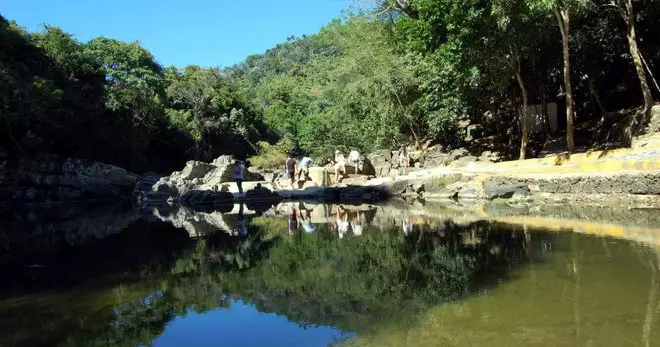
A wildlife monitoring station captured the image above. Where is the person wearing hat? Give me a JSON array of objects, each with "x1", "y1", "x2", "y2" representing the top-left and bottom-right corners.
[{"x1": 333, "y1": 150, "x2": 346, "y2": 185}]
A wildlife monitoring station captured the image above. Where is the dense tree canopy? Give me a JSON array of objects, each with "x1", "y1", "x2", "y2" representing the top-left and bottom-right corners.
[{"x1": 1, "y1": 0, "x2": 659, "y2": 171}]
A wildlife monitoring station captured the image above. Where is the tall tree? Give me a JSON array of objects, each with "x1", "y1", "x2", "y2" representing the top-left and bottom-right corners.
[
  {"x1": 607, "y1": 0, "x2": 654, "y2": 119},
  {"x1": 528, "y1": 0, "x2": 590, "y2": 153}
]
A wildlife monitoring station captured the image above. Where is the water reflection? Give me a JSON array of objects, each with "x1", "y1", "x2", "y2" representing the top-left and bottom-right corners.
[{"x1": 1, "y1": 201, "x2": 660, "y2": 346}]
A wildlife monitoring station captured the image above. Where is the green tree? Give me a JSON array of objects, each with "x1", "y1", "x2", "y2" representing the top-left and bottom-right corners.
[{"x1": 84, "y1": 37, "x2": 166, "y2": 166}]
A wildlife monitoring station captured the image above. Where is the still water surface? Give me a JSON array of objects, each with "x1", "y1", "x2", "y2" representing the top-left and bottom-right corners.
[{"x1": 1, "y1": 201, "x2": 659, "y2": 346}]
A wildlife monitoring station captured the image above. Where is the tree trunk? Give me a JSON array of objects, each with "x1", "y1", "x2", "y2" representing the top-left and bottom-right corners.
[
  {"x1": 555, "y1": 7, "x2": 576, "y2": 153},
  {"x1": 541, "y1": 85, "x2": 551, "y2": 138},
  {"x1": 516, "y1": 69, "x2": 529, "y2": 160},
  {"x1": 621, "y1": 0, "x2": 654, "y2": 117}
]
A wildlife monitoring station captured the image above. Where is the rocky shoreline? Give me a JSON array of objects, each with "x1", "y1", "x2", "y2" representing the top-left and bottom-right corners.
[{"x1": 3, "y1": 135, "x2": 659, "y2": 209}]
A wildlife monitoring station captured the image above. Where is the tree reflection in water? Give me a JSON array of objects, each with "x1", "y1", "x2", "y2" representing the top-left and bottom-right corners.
[{"x1": 88, "y1": 215, "x2": 532, "y2": 346}]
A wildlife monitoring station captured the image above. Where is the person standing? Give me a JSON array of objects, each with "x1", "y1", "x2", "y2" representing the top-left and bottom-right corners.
[
  {"x1": 298, "y1": 156, "x2": 314, "y2": 181},
  {"x1": 234, "y1": 160, "x2": 246, "y2": 197},
  {"x1": 285, "y1": 154, "x2": 297, "y2": 188},
  {"x1": 399, "y1": 147, "x2": 410, "y2": 176},
  {"x1": 333, "y1": 150, "x2": 346, "y2": 185},
  {"x1": 349, "y1": 149, "x2": 360, "y2": 175}
]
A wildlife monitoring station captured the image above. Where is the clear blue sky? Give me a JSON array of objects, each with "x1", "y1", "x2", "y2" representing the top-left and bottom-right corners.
[{"x1": 0, "y1": 0, "x2": 351, "y2": 68}]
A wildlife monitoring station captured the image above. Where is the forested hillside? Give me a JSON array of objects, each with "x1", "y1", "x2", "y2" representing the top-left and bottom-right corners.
[{"x1": 1, "y1": 0, "x2": 659, "y2": 172}]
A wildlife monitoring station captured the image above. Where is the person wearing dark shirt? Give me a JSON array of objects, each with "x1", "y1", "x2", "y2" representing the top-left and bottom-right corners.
[{"x1": 285, "y1": 154, "x2": 296, "y2": 188}]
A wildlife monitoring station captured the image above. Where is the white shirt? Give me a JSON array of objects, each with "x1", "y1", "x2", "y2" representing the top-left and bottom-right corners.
[
  {"x1": 349, "y1": 150, "x2": 360, "y2": 162},
  {"x1": 300, "y1": 157, "x2": 313, "y2": 168}
]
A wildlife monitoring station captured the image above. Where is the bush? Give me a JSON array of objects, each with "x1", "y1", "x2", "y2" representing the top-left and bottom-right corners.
[{"x1": 248, "y1": 138, "x2": 295, "y2": 169}]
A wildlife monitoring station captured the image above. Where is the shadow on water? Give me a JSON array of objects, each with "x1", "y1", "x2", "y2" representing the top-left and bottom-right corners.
[{"x1": 1, "y1": 200, "x2": 659, "y2": 346}]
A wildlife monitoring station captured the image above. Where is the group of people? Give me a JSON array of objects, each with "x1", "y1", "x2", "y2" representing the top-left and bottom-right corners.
[
  {"x1": 283, "y1": 148, "x2": 362, "y2": 187},
  {"x1": 236, "y1": 146, "x2": 412, "y2": 194}
]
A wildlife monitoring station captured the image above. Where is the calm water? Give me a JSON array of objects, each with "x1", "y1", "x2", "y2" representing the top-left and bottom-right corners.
[{"x1": 1, "y1": 201, "x2": 660, "y2": 346}]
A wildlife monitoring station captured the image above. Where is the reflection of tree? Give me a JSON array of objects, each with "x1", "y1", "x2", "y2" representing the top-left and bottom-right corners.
[{"x1": 79, "y1": 220, "x2": 529, "y2": 345}]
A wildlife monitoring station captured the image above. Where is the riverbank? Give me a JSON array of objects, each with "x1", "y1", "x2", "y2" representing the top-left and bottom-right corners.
[{"x1": 136, "y1": 133, "x2": 660, "y2": 210}]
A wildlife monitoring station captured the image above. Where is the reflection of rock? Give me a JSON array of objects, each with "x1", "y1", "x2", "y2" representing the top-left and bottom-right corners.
[
  {"x1": 152, "y1": 205, "x2": 257, "y2": 238},
  {"x1": 1, "y1": 202, "x2": 138, "y2": 253}
]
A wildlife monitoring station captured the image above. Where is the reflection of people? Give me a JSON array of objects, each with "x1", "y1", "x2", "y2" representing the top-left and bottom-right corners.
[
  {"x1": 285, "y1": 154, "x2": 297, "y2": 188},
  {"x1": 332, "y1": 205, "x2": 349, "y2": 238},
  {"x1": 288, "y1": 205, "x2": 299, "y2": 235},
  {"x1": 402, "y1": 216, "x2": 413, "y2": 235},
  {"x1": 349, "y1": 149, "x2": 360, "y2": 175},
  {"x1": 298, "y1": 156, "x2": 314, "y2": 181},
  {"x1": 350, "y1": 211, "x2": 364, "y2": 236},
  {"x1": 236, "y1": 203, "x2": 247, "y2": 236},
  {"x1": 234, "y1": 160, "x2": 246, "y2": 197},
  {"x1": 299, "y1": 208, "x2": 316, "y2": 233}
]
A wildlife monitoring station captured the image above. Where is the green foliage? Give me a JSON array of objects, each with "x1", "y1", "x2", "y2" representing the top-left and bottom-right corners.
[
  {"x1": 248, "y1": 137, "x2": 295, "y2": 169},
  {"x1": 3, "y1": 0, "x2": 660, "y2": 170}
]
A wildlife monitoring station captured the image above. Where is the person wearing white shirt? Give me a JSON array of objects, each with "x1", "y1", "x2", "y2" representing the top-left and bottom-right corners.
[
  {"x1": 333, "y1": 150, "x2": 346, "y2": 185},
  {"x1": 349, "y1": 149, "x2": 360, "y2": 174},
  {"x1": 298, "y1": 156, "x2": 314, "y2": 181}
]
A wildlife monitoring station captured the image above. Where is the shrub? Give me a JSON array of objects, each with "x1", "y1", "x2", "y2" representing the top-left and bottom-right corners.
[{"x1": 248, "y1": 138, "x2": 295, "y2": 169}]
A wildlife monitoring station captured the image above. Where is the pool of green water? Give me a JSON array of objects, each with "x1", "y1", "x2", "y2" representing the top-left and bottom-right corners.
[{"x1": 1, "y1": 201, "x2": 659, "y2": 346}]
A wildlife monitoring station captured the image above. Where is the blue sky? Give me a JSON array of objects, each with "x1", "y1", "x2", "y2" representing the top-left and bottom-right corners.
[{"x1": 0, "y1": 0, "x2": 351, "y2": 68}]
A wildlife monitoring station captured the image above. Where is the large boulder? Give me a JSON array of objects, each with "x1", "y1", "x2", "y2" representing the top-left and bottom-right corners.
[
  {"x1": 308, "y1": 167, "x2": 329, "y2": 186},
  {"x1": 483, "y1": 180, "x2": 531, "y2": 200},
  {"x1": 142, "y1": 155, "x2": 265, "y2": 204},
  {"x1": 0, "y1": 152, "x2": 138, "y2": 203},
  {"x1": 179, "y1": 161, "x2": 215, "y2": 180},
  {"x1": 365, "y1": 150, "x2": 393, "y2": 177},
  {"x1": 649, "y1": 105, "x2": 660, "y2": 132}
]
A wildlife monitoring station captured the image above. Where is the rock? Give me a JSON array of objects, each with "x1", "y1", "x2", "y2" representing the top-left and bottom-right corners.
[
  {"x1": 0, "y1": 152, "x2": 138, "y2": 203},
  {"x1": 423, "y1": 145, "x2": 449, "y2": 168},
  {"x1": 308, "y1": 167, "x2": 329, "y2": 186},
  {"x1": 180, "y1": 190, "x2": 234, "y2": 205},
  {"x1": 366, "y1": 150, "x2": 393, "y2": 177},
  {"x1": 451, "y1": 155, "x2": 478, "y2": 168},
  {"x1": 212, "y1": 155, "x2": 234, "y2": 167},
  {"x1": 412, "y1": 183, "x2": 425, "y2": 194},
  {"x1": 341, "y1": 175, "x2": 371, "y2": 186},
  {"x1": 446, "y1": 148, "x2": 469, "y2": 165},
  {"x1": 134, "y1": 172, "x2": 160, "y2": 196},
  {"x1": 245, "y1": 184, "x2": 280, "y2": 200},
  {"x1": 382, "y1": 179, "x2": 414, "y2": 196},
  {"x1": 180, "y1": 161, "x2": 215, "y2": 180},
  {"x1": 648, "y1": 105, "x2": 660, "y2": 132},
  {"x1": 483, "y1": 180, "x2": 532, "y2": 200}
]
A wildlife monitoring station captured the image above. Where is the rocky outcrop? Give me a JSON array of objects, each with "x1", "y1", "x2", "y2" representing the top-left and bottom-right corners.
[
  {"x1": 0, "y1": 151, "x2": 138, "y2": 204},
  {"x1": 365, "y1": 149, "x2": 394, "y2": 177},
  {"x1": 648, "y1": 105, "x2": 660, "y2": 133},
  {"x1": 145, "y1": 155, "x2": 264, "y2": 204}
]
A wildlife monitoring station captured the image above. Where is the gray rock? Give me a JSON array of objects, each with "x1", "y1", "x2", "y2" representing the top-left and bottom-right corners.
[
  {"x1": 483, "y1": 180, "x2": 532, "y2": 200},
  {"x1": 180, "y1": 161, "x2": 215, "y2": 180},
  {"x1": 648, "y1": 105, "x2": 660, "y2": 132},
  {"x1": 1, "y1": 153, "x2": 138, "y2": 203},
  {"x1": 365, "y1": 149, "x2": 393, "y2": 177},
  {"x1": 180, "y1": 190, "x2": 234, "y2": 205},
  {"x1": 412, "y1": 183, "x2": 425, "y2": 194}
]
